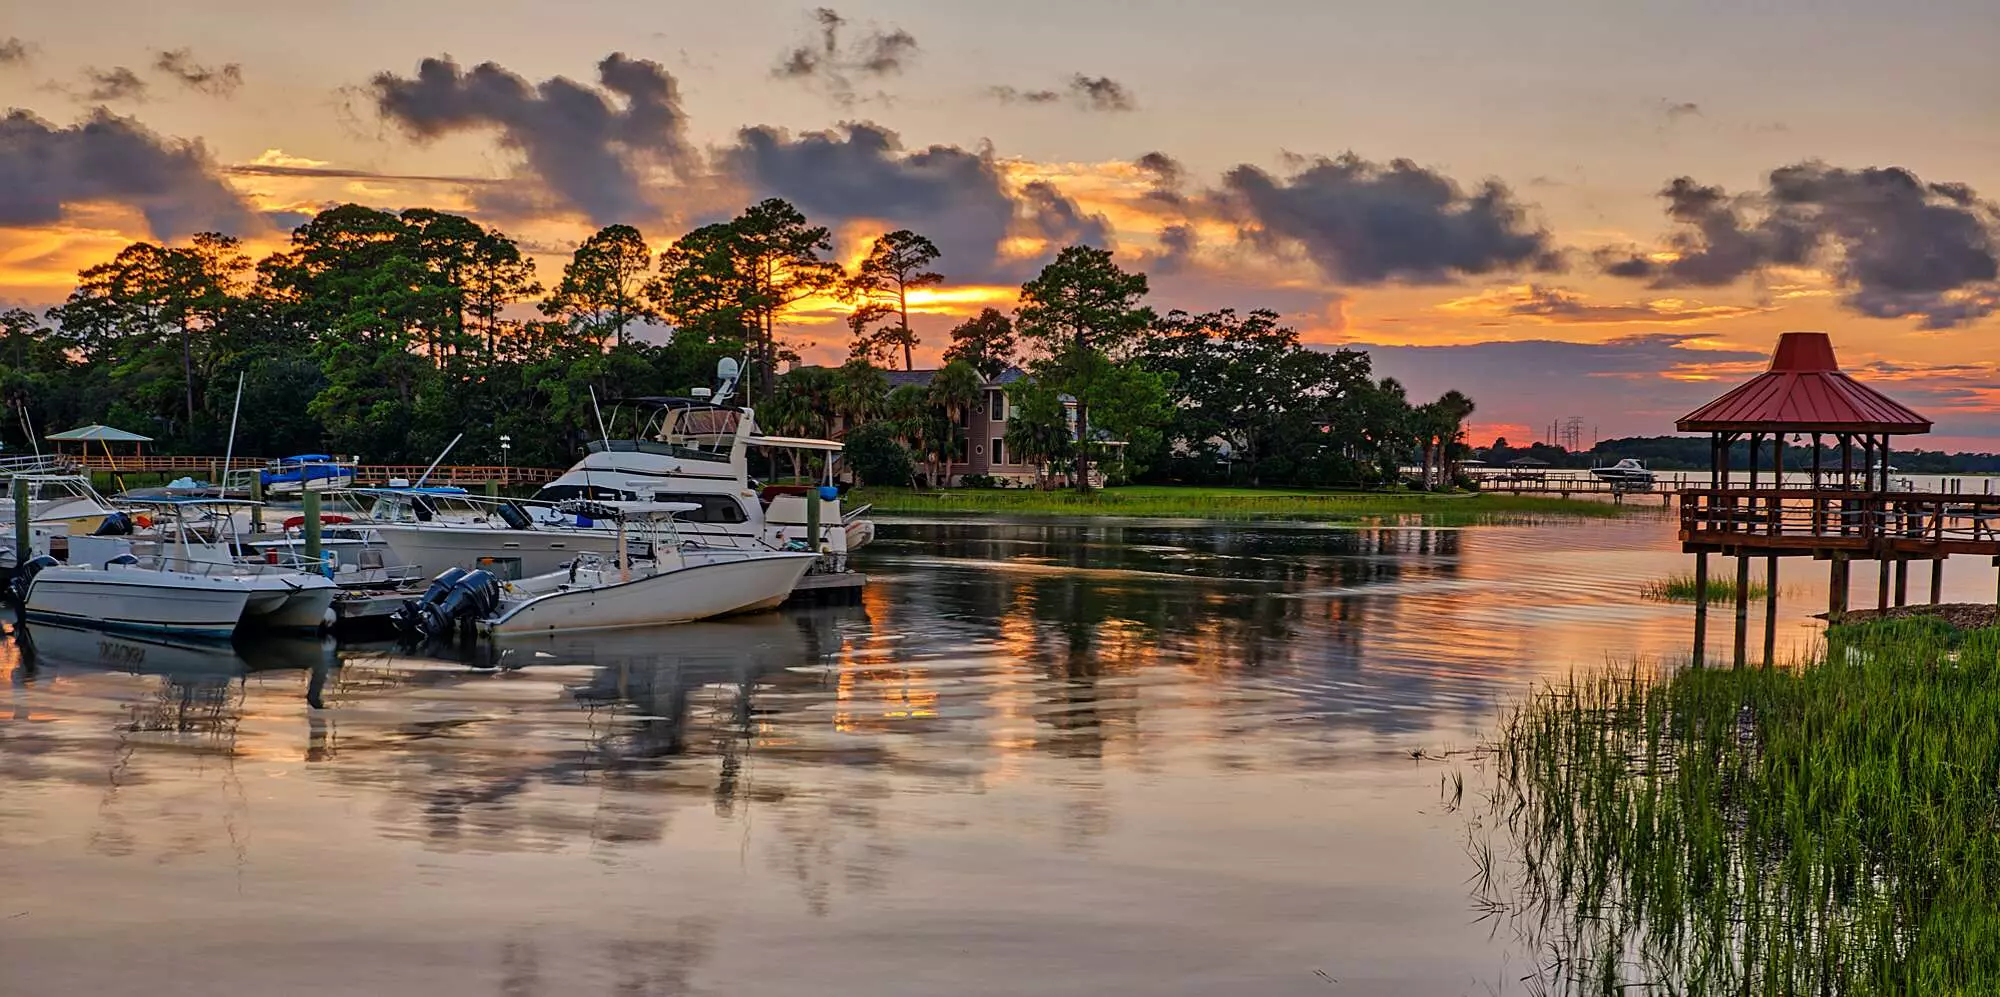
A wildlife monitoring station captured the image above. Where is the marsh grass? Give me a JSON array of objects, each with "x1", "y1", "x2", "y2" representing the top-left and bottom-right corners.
[
  {"x1": 1475, "y1": 618, "x2": 2000, "y2": 994},
  {"x1": 1639, "y1": 572, "x2": 1770, "y2": 603},
  {"x1": 853, "y1": 485, "x2": 1624, "y2": 525}
]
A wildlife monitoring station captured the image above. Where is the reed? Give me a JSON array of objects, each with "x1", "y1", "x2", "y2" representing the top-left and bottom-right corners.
[
  {"x1": 852, "y1": 485, "x2": 1625, "y2": 525},
  {"x1": 1639, "y1": 572, "x2": 1769, "y2": 603},
  {"x1": 1474, "y1": 618, "x2": 2000, "y2": 995}
]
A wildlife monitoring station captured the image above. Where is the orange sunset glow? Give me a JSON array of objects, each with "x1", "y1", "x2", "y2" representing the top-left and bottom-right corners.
[{"x1": 1, "y1": 2, "x2": 1994, "y2": 447}]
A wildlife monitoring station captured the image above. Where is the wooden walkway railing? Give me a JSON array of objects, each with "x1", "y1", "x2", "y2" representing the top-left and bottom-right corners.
[
  {"x1": 1679, "y1": 487, "x2": 2000, "y2": 557},
  {"x1": 66, "y1": 455, "x2": 563, "y2": 487}
]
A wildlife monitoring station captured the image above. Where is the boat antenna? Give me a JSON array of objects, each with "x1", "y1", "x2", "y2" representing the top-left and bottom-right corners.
[
  {"x1": 415, "y1": 433, "x2": 464, "y2": 487},
  {"x1": 589, "y1": 385, "x2": 612, "y2": 450},
  {"x1": 18, "y1": 403, "x2": 40, "y2": 460},
  {"x1": 219, "y1": 370, "x2": 246, "y2": 497}
]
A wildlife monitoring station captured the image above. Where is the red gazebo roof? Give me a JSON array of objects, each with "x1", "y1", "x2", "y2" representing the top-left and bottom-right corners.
[{"x1": 1676, "y1": 332, "x2": 1931, "y2": 434}]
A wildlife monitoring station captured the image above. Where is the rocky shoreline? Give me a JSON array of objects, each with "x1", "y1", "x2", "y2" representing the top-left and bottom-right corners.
[{"x1": 1818, "y1": 603, "x2": 1999, "y2": 629}]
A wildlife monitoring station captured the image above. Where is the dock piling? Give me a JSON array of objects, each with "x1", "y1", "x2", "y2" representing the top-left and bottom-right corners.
[
  {"x1": 1894, "y1": 558, "x2": 1909, "y2": 608},
  {"x1": 1733, "y1": 555, "x2": 1750, "y2": 669},
  {"x1": 1827, "y1": 554, "x2": 1849, "y2": 621},
  {"x1": 1931, "y1": 558, "x2": 1944, "y2": 605},
  {"x1": 1692, "y1": 551, "x2": 1709, "y2": 666},
  {"x1": 302, "y1": 489, "x2": 323, "y2": 571},
  {"x1": 250, "y1": 476, "x2": 264, "y2": 534},
  {"x1": 1878, "y1": 558, "x2": 1891, "y2": 612},
  {"x1": 12, "y1": 476, "x2": 28, "y2": 560},
  {"x1": 1763, "y1": 556, "x2": 1778, "y2": 667}
]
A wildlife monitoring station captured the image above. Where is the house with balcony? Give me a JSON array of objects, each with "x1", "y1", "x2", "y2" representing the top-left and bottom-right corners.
[{"x1": 879, "y1": 366, "x2": 1042, "y2": 484}]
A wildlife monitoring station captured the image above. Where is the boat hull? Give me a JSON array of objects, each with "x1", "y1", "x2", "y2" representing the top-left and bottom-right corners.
[
  {"x1": 240, "y1": 574, "x2": 338, "y2": 630},
  {"x1": 23, "y1": 567, "x2": 252, "y2": 639},
  {"x1": 371, "y1": 523, "x2": 620, "y2": 578},
  {"x1": 483, "y1": 552, "x2": 817, "y2": 636}
]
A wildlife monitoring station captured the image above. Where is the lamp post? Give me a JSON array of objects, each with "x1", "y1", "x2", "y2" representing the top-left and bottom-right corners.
[{"x1": 499, "y1": 435, "x2": 512, "y2": 484}]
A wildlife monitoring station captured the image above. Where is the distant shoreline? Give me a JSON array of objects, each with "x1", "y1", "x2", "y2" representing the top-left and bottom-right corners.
[{"x1": 850, "y1": 485, "x2": 1627, "y2": 525}]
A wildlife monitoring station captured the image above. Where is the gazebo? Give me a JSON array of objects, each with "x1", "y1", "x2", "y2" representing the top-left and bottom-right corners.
[
  {"x1": 1676, "y1": 331, "x2": 1931, "y2": 493},
  {"x1": 45, "y1": 424, "x2": 153, "y2": 470},
  {"x1": 1675, "y1": 332, "x2": 1998, "y2": 667}
]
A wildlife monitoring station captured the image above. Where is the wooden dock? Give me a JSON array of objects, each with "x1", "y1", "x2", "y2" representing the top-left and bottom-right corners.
[{"x1": 1474, "y1": 473, "x2": 1689, "y2": 504}]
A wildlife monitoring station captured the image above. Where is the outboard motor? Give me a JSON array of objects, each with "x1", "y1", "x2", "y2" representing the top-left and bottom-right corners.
[
  {"x1": 9, "y1": 554, "x2": 59, "y2": 607},
  {"x1": 91, "y1": 511, "x2": 134, "y2": 536},
  {"x1": 414, "y1": 569, "x2": 500, "y2": 639},
  {"x1": 391, "y1": 567, "x2": 467, "y2": 635}
]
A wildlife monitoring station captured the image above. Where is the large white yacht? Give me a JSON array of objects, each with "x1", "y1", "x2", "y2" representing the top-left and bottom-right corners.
[{"x1": 364, "y1": 369, "x2": 873, "y2": 579}]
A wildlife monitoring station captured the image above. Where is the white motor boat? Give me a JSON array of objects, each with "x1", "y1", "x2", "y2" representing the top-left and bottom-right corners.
[
  {"x1": 15, "y1": 554, "x2": 252, "y2": 639},
  {"x1": 1588, "y1": 458, "x2": 1657, "y2": 484},
  {"x1": 127, "y1": 498, "x2": 340, "y2": 631},
  {"x1": 0, "y1": 469, "x2": 130, "y2": 569},
  {"x1": 476, "y1": 502, "x2": 818, "y2": 636},
  {"x1": 362, "y1": 362, "x2": 871, "y2": 579}
]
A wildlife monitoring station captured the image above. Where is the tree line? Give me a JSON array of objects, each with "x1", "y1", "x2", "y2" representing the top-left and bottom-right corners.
[{"x1": 0, "y1": 198, "x2": 1479, "y2": 490}]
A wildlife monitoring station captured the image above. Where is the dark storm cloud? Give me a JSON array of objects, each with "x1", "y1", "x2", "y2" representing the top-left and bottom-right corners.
[
  {"x1": 1152, "y1": 223, "x2": 1198, "y2": 274},
  {"x1": 371, "y1": 52, "x2": 692, "y2": 225},
  {"x1": 0, "y1": 37, "x2": 31, "y2": 65},
  {"x1": 82, "y1": 66, "x2": 148, "y2": 102},
  {"x1": 154, "y1": 48, "x2": 243, "y2": 97},
  {"x1": 0, "y1": 108, "x2": 259, "y2": 237},
  {"x1": 774, "y1": 7, "x2": 918, "y2": 105},
  {"x1": 721, "y1": 122, "x2": 1019, "y2": 278},
  {"x1": 1222, "y1": 153, "x2": 1557, "y2": 285},
  {"x1": 1602, "y1": 162, "x2": 2000, "y2": 329},
  {"x1": 1019, "y1": 180, "x2": 1111, "y2": 249},
  {"x1": 990, "y1": 74, "x2": 1136, "y2": 112},
  {"x1": 1136, "y1": 152, "x2": 1184, "y2": 186},
  {"x1": 1068, "y1": 75, "x2": 1134, "y2": 112}
]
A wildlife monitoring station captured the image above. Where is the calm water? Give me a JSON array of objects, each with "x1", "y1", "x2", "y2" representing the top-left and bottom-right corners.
[{"x1": 4, "y1": 510, "x2": 1995, "y2": 995}]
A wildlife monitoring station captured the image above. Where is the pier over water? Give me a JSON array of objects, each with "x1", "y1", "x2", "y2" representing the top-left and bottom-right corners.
[{"x1": 1675, "y1": 332, "x2": 2000, "y2": 667}]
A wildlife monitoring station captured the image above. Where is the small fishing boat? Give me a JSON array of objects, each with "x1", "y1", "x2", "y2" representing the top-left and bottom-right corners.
[{"x1": 475, "y1": 502, "x2": 818, "y2": 636}]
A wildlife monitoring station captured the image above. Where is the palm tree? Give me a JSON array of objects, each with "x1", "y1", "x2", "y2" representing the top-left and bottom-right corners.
[
  {"x1": 1433, "y1": 389, "x2": 1476, "y2": 488},
  {"x1": 831, "y1": 358, "x2": 888, "y2": 434},
  {"x1": 926, "y1": 360, "x2": 982, "y2": 482}
]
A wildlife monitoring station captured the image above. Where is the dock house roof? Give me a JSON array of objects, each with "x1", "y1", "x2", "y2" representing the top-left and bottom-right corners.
[{"x1": 1675, "y1": 332, "x2": 1930, "y2": 435}]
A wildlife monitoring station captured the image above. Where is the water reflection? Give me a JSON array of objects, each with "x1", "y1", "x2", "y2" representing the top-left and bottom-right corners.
[{"x1": 2, "y1": 513, "x2": 1815, "y2": 994}]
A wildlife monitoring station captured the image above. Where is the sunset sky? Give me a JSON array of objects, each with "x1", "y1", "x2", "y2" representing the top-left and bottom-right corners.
[{"x1": 4, "y1": 0, "x2": 1997, "y2": 448}]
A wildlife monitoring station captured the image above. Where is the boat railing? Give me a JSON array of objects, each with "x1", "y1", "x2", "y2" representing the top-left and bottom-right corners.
[
  {"x1": 0, "y1": 454, "x2": 81, "y2": 477},
  {"x1": 584, "y1": 439, "x2": 731, "y2": 464}
]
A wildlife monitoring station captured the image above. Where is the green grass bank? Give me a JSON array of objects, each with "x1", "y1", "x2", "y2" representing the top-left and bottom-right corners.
[
  {"x1": 1477, "y1": 616, "x2": 2000, "y2": 994},
  {"x1": 849, "y1": 484, "x2": 1625, "y2": 524}
]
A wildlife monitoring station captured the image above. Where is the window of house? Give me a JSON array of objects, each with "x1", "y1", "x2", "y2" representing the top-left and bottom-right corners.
[
  {"x1": 989, "y1": 390, "x2": 1007, "y2": 422},
  {"x1": 991, "y1": 437, "x2": 1006, "y2": 466}
]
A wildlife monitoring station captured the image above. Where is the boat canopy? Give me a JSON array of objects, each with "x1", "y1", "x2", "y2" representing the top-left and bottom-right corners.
[
  {"x1": 276, "y1": 454, "x2": 338, "y2": 463},
  {"x1": 747, "y1": 434, "x2": 844, "y2": 452},
  {"x1": 351, "y1": 486, "x2": 471, "y2": 496}
]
